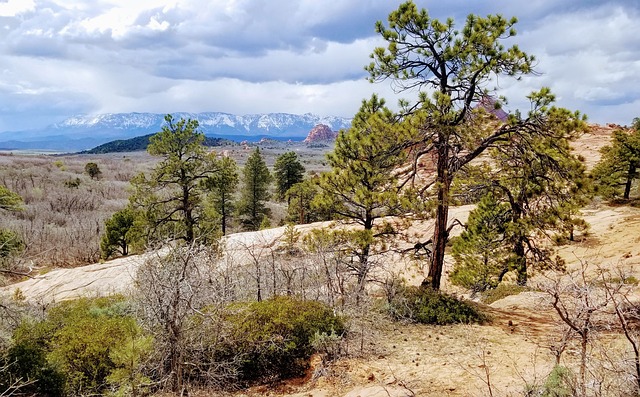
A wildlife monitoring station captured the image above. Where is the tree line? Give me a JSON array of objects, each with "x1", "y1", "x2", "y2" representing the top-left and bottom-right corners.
[{"x1": 100, "y1": 114, "x2": 312, "y2": 259}]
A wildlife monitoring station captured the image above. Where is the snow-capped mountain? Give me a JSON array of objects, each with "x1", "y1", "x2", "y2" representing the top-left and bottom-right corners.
[{"x1": 0, "y1": 112, "x2": 353, "y2": 152}]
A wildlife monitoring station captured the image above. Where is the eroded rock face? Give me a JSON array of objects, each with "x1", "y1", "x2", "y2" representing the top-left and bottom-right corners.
[{"x1": 304, "y1": 124, "x2": 338, "y2": 143}]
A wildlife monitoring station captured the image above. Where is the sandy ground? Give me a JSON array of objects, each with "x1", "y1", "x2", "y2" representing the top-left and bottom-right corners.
[{"x1": 231, "y1": 203, "x2": 640, "y2": 397}]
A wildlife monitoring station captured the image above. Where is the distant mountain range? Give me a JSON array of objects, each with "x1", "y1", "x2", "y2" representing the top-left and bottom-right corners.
[{"x1": 0, "y1": 112, "x2": 353, "y2": 152}]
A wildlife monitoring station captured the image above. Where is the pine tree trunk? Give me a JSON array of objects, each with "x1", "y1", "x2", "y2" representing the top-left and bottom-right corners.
[
  {"x1": 515, "y1": 238, "x2": 527, "y2": 286},
  {"x1": 356, "y1": 215, "x2": 374, "y2": 301},
  {"x1": 221, "y1": 196, "x2": 227, "y2": 236},
  {"x1": 428, "y1": 143, "x2": 450, "y2": 290},
  {"x1": 624, "y1": 162, "x2": 637, "y2": 199},
  {"x1": 298, "y1": 195, "x2": 305, "y2": 225}
]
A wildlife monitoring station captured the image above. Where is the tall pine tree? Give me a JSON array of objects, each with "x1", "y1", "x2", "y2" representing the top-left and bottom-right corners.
[
  {"x1": 315, "y1": 95, "x2": 413, "y2": 295},
  {"x1": 274, "y1": 151, "x2": 305, "y2": 203},
  {"x1": 592, "y1": 121, "x2": 640, "y2": 200},
  {"x1": 238, "y1": 148, "x2": 272, "y2": 230},
  {"x1": 205, "y1": 156, "x2": 239, "y2": 235},
  {"x1": 367, "y1": 2, "x2": 585, "y2": 289},
  {"x1": 129, "y1": 114, "x2": 219, "y2": 243}
]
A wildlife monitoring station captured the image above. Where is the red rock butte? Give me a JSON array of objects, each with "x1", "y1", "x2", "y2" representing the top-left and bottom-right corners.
[{"x1": 304, "y1": 123, "x2": 338, "y2": 143}]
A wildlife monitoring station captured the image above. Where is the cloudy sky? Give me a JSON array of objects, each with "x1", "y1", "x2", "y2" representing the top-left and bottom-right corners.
[{"x1": 0, "y1": 0, "x2": 638, "y2": 131}]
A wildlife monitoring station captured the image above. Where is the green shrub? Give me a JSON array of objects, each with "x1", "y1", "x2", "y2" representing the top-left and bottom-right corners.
[
  {"x1": 222, "y1": 296, "x2": 345, "y2": 383},
  {"x1": 525, "y1": 365, "x2": 574, "y2": 397},
  {"x1": 2, "y1": 337, "x2": 65, "y2": 397},
  {"x1": 0, "y1": 229, "x2": 23, "y2": 260},
  {"x1": 310, "y1": 328, "x2": 343, "y2": 361},
  {"x1": 388, "y1": 286, "x2": 486, "y2": 325},
  {"x1": 6, "y1": 296, "x2": 147, "y2": 396},
  {"x1": 63, "y1": 177, "x2": 81, "y2": 189},
  {"x1": 481, "y1": 283, "x2": 528, "y2": 304},
  {"x1": 84, "y1": 162, "x2": 102, "y2": 180},
  {"x1": 543, "y1": 365, "x2": 574, "y2": 396}
]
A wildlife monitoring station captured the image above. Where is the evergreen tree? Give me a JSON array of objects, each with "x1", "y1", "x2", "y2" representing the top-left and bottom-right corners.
[
  {"x1": 84, "y1": 162, "x2": 102, "y2": 180},
  {"x1": 0, "y1": 229, "x2": 23, "y2": 263},
  {"x1": 129, "y1": 115, "x2": 219, "y2": 243},
  {"x1": 273, "y1": 151, "x2": 305, "y2": 203},
  {"x1": 450, "y1": 193, "x2": 511, "y2": 293},
  {"x1": 0, "y1": 185, "x2": 23, "y2": 273},
  {"x1": 315, "y1": 95, "x2": 412, "y2": 295},
  {"x1": 100, "y1": 207, "x2": 136, "y2": 259},
  {"x1": 205, "y1": 156, "x2": 239, "y2": 235},
  {"x1": 592, "y1": 122, "x2": 640, "y2": 200},
  {"x1": 238, "y1": 148, "x2": 272, "y2": 230},
  {"x1": 285, "y1": 178, "x2": 324, "y2": 224},
  {"x1": 367, "y1": 2, "x2": 585, "y2": 289},
  {"x1": 457, "y1": 95, "x2": 589, "y2": 285}
]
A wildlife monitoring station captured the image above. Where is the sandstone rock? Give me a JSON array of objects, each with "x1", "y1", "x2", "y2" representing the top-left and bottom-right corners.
[{"x1": 304, "y1": 124, "x2": 338, "y2": 143}]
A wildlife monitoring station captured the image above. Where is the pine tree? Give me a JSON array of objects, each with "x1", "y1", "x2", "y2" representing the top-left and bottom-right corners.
[
  {"x1": 205, "y1": 156, "x2": 239, "y2": 235},
  {"x1": 129, "y1": 115, "x2": 219, "y2": 243},
  {"x1": 84, "y1": 162, "x2": 102, "y2": 180},
  {"x1": 100, "y1": 207, "x2": 136, "y2": 259},
  {"x1": 457, "y1": 96, "x2": 589, "y2": 285},
  {"x1": 238, "y1": 148, "x2": 272, "y2": 230},
  {"x1": 450, "y1": 193, "x2": 511, "y2": 292},
  {"x1": 315, "y1": 95, "x2": 412, "y2": 295},
  {"x1": 0, "y1": 185, "x2": 23, "y2": 273},
  {"x1": 0, "y1": 185, "x2": 22, "y2": 212},
  {"x1": 273, "y1": 151, "x2": 305, "y2": 203},
  {"x1": 592, "y1": 122, "x2": 640, "y2": 200},
  {"x1": 366, "y1": 2, "x2": 585, "y2": 289},
  {"x1": 285, "y1": 178, "x2": 323, "y2": 225}
]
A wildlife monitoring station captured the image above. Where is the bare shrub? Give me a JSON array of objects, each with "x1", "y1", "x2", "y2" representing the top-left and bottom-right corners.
[
  {"x1": 134, "y1": 243, "x2": 237, "y2": 394},
  {"x1": 0, "y1": 153, "x2": 154, "y2": 267},
  {"x1": 540, "y1": 261, "x2": 640, "y2": 396}
]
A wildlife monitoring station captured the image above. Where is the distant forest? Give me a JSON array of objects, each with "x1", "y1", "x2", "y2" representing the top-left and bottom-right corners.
[{"x1": 81, "y1": 134, "x2": 234, "y2": 154}]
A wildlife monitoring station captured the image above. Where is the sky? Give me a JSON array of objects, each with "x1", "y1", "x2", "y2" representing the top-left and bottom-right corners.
[{"x1": 0, "y1": 0, "x2": 639, "y2": 131}]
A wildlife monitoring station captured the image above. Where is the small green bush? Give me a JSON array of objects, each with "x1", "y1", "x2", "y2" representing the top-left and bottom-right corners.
[
  {"x1": 525, "y1": 365, "x2": 574, "y2": 397},
  {"x1": 481, "y1": 283, "x2": 528, "y2": 304},
  {"x1": 388, "y1": 286, "x2": 486, "y2": 325},
  {"x1": 6, "y1": 296, "x2": 146, "y2": 396},
  {"x1": 222, "y1": 296, "x2": 345, "y2": 383},
  {"x1": 2, "y1": 338, "x2": 65, "y2": 397},
  {"x1": 63, "y1": 177, "x2": 81, "y2": 189}
]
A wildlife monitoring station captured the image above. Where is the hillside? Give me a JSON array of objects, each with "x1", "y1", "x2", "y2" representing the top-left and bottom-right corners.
[
  {"x1": 3, "y1": 202, "x2": 640, "y2": 396},
  {"x1": 80, "y1": 134, "x2": 234, "y2": 154}
]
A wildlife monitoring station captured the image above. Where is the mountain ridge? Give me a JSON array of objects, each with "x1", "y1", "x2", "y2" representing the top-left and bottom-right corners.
[{"x1": 0, "y1": 112, "x2": 352, "y2": 151}]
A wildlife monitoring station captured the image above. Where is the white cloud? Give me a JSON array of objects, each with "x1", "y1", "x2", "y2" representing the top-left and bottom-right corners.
[
  {"x1": 0, "y1": 0, "x2": 639, "y2": 130},
  {"x1": 0, "y1": 0, "x2": 35, "y2": 17}
]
